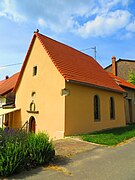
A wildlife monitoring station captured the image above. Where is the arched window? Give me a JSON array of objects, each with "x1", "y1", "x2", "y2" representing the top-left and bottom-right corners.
[
  {"x1": 30, "y1": 102, "x2": 36, "y2": 112},
  {"x1": 110, "y1": 97, "x2": 115, "y2": 120},
  {"x1": 94, "y1": 95, "x2": 100, "y2": 121}
]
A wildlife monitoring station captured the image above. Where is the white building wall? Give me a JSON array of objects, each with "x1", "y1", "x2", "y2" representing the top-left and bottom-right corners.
[{"x1": 0, "y1": 97, "x2": 6, "y2": 128}]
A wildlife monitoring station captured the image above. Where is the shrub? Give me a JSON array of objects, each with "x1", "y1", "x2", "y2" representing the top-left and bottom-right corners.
[
  {"x1": 0, "y1": 128, "x2": 55, "y2": 177},
  {"x1": 128, "y1": 71, "x2": 135, "y2": 85},
  {"x1": 0, "y1": 141, "x2": 27, "y2": 176},
  {"x1": 27, "y1": 132, "x2": 55, "y2": 165},
  {"x1": 0, "y1": 128, "x2": 28, "y2": 176}
]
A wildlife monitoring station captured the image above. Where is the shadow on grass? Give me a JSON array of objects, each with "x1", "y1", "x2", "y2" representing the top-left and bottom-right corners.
[{"x1": 88, "y1": 125, "x2": 135, "y2": 136}]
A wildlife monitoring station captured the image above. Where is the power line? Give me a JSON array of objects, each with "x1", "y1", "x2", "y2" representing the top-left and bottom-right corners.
[
  {"x1": 96, "y1": 53, "x2": 105, "y2": 67},
  {"x1": 0, "y1": 63, "x2": 22, "y2": 68},
  {"x1": 0, "y1": 47, "x2": 108, "y2": 69},
  {"x1": 80, "y1": 47, "x2": 93, "y2": 51}
]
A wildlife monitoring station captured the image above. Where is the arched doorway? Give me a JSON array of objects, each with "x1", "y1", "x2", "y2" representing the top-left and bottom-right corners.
[{"x1": 29, "y1": 116, "x2": 36, "y2": 133}]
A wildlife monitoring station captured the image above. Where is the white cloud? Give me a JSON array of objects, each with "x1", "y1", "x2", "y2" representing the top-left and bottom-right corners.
[
  {"x1": 120, "y1": 32, "x2": 133, "y2": 39},
  {"x1": 126, "y1": 20, "x2": 135, "y2": 32},
  {"x1": 0, "y1": 67, "x2": 6, "y2": 70},
  {"x1": 0, "y1": 0, "x2": 26, "y2": 22},
  {"x1": 38, "y1": 18, "x2": 46, "y2": 27},
  {"x1": 0, "y1": 0, "x2": 134, "y2": 37},
  {"x1": 77, "y1": 10, "x2": 131, "y2": 37},
  {"x1": 99, "y1": 0, "x2": 130, "y2": 10}
]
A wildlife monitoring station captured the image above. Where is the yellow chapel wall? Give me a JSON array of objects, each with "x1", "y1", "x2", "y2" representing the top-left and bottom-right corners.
[
  {"x1": 15, "y1": 37, "x2": 65, "y2": 139},
  {"x1": 65, "y1": 82, "x2": 126, "y2": 135}
]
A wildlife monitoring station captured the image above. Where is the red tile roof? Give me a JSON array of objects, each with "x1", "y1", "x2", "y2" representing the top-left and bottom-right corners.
[
  {"x1": 107, "y1": 72, "x2": 135, "y2": 90},
  {"x1": 0, "y1": 72, "x2": 19, "y2": 95},
  {"x1": 14, "y1": 32, "x2": 125, "y2": 93},
  {"x1": 0, "y1": 79, "x2": 6, "y2": 86}
]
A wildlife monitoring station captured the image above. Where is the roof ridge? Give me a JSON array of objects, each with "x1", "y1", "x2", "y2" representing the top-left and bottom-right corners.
[
  {"x1": 35, "y1": 32, "x2": 92, "y2": 58},
  {"x1": 35, "y1": 32, "x2": 68, "y2": 79},
  {"x1": 35, "y1": 32, "x2": 125, "y2": 93},
  {"x1": 105, "y1": 58, "x2": 135, "y2": 69},
  {"x1": 14, "y1": 32, "x2": 125, "y2": 93}
]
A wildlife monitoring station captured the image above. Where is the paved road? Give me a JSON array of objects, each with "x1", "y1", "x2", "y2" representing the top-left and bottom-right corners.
[{"x1": 9, "y1": 139, "x2": 135, "y2": 180}]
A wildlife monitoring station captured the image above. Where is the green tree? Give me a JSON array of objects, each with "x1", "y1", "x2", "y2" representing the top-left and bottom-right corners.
[{"x1": 128, "y1": 71, "x2": 135, "y2": 85}]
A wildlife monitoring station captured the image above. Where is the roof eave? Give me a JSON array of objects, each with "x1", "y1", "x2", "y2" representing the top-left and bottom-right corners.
[
  {"x1": 0, "y1": 89, "x2": 13, "y2": 96},
  {"x1": 120, "y1": 85, "x2": 135, "y2": 90},
  {"x1": 66, "y1": 80, "x2": 125, "y2": 94},
  {"x1": 105, "y1": 59, "x2": 135, "y2": 69}
]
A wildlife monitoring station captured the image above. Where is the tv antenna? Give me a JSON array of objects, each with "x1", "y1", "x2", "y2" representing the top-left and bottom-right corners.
[{"x1": 81, "y1": 46, "x2": 97, "y2": 60}]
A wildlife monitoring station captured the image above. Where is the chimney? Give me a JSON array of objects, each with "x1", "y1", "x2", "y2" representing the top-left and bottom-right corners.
[
  {"x1": 5, "y1": 75, "x2": 9, "y2": 79},
  {"x1": 112, "y1": 56, "x2": 117, "y2": 76}
]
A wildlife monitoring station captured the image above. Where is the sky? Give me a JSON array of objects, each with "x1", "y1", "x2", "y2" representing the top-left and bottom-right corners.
[{"x1": 0, "y1": 0, "x2": 135, "y2": 80}]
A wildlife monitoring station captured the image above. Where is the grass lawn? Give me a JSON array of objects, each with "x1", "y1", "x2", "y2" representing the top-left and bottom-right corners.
[{"x1": 79, "y1": 125, "x2": 135, "y2": 146}]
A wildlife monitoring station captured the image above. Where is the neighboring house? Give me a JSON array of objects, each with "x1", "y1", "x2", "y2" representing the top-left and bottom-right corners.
[
  {"x1": 0, "y1": 72, "x2": 19, "y2": 128},
  {"x1": 107, "y1": 72, "x2": 135, "y2": 124},
  {"x1": 0, "y1": 79, "x2": 6, "y2": 128},
  {"x1": 2, "y1": 31, "x2": 126, "y2": 139},
  {"x1": 105, "y1": 57, "x2": 135, "y2": 81},
  {"x1": 0, "y1": 78, "x2": 7, "y2": 108}
]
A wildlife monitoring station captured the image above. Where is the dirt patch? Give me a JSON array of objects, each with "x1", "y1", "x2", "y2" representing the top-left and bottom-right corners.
[
  {"x1": 53, "y1": 138, "x2": 98, "y2": 157},
  {"x1": 49, "y1": 138, "x2": 98, "y2": 175},
  {"x1": 47, "y1": 164, "x2": 72, "y2": 176}
]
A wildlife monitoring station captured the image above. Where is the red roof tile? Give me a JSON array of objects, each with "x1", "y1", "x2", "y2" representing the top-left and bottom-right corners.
[
  {"x1": 0, "y1": 72, "x2": 19, "y2": 95},
  {"x1": 0, "y1": 79, "x2": 6, "y2": 86},
  {"x1": 14, "y1": 32, "x2": 125, "y2": 93},
  {"x1": 107, "y1": 72, "x2": 135, "y2": 90}
]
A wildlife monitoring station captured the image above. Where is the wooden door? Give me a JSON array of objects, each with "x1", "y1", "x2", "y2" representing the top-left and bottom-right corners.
[{"x1": 29, "y1": 116, "x2": 36, "y2": 133}]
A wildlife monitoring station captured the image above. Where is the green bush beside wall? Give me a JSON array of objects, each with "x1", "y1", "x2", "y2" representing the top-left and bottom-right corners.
[{"x1": 0, "y1": 128, "x2": 54, "y2": 177}]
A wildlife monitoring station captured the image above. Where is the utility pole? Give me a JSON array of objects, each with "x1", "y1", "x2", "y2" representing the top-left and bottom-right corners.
[{"x1": 91, "y1": 46, "x2": 96, "y2": 60}]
